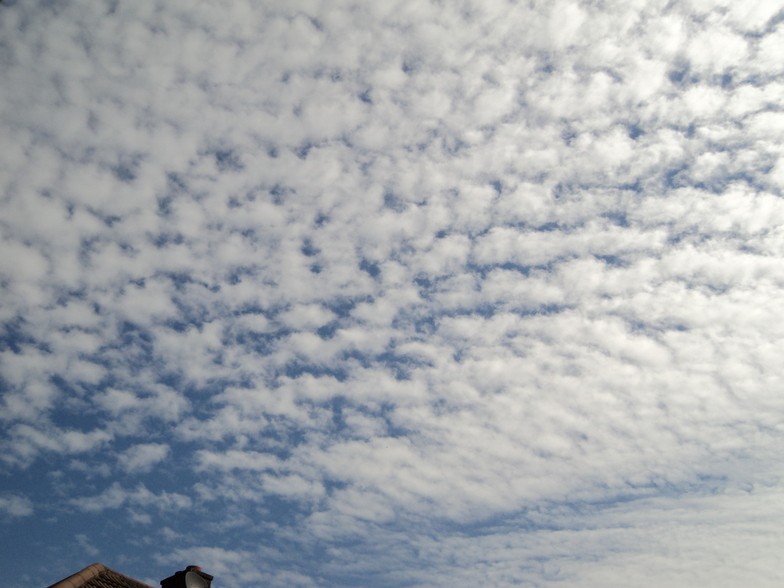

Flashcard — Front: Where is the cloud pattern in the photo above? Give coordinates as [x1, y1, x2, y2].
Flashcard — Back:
[2, 0, 784, 586]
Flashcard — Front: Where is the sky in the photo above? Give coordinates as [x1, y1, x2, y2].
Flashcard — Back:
[1, 0, 784, 586]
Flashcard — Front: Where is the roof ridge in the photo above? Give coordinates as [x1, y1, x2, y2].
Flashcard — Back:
[46, 563, 155, 588]
[47, 563, 107, 588]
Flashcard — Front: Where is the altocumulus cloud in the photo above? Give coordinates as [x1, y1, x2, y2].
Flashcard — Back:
[2, 0, 784, 587]
[0, 494, 33, 517]
[118, 443, 170, 474]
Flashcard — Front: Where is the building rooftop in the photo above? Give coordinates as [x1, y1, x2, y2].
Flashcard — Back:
[46, 563, 154, 588]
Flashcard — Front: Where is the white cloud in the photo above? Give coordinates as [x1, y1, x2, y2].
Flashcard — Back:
[2, 0, 784, 586]
[118, 443, 170, 474]
[157, 546, 317, 588]
[0, 494, 33, 517]
[71, 482, 192, 513]
[75, 533, 99, 557]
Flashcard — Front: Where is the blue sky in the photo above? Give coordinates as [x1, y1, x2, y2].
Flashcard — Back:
[2, 0, 784, 586]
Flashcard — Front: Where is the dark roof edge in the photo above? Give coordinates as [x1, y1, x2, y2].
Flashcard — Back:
[47, 563, 107, 588]
[46, 563, 155, 588]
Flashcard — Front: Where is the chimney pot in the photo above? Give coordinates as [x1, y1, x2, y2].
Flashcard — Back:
[161, 566, 213, 588]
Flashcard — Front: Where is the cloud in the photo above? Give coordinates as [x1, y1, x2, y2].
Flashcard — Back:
[157, 547, 317, 588]
[71, 483, 192, 513]
[118, 443, 170, 474]
[0, 494, 33, 517]
[75, 533, 99, 557]
[1, 424, 113, 466]
[2, 0, 784, 586]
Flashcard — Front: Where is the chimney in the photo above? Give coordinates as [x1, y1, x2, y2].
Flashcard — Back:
[161, 566, 214, 588]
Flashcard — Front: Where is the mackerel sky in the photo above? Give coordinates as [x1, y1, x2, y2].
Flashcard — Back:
[2, 0, 784, 587]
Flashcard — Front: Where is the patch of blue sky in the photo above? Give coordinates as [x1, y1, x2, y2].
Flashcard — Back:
[0, 316, 38, 355]
[282, 361, 349, 383]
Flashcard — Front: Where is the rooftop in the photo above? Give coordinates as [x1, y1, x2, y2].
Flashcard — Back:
[46, 563, 154, 588]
